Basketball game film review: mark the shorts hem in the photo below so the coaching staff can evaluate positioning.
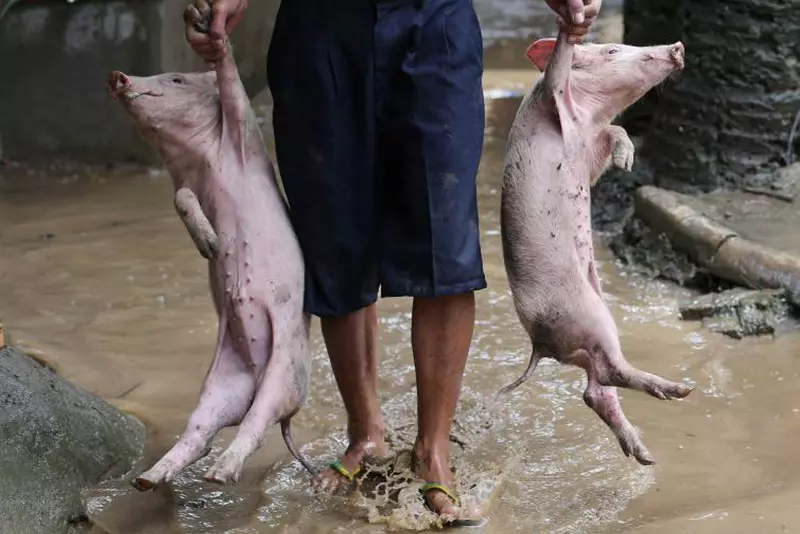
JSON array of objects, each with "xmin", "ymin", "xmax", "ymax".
[
  {"xmin": 380, "ymin": 277, "xmax": 487, "ymax": 299},
  {"xmin": 305, "ymin": 294, "xmax": 379, "ymax": 319}
]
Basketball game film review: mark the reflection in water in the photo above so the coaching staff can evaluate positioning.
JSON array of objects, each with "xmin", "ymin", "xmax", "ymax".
[{"xmin": 2, "ymin": 1, "xmax": 800, "ymax": 533}]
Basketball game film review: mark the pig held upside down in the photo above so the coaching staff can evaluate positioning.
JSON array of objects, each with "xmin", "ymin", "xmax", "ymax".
[
  {"xmin": 500, "ymin": 28, "xmax": 693, "ymax": 465},
  {"xmin": 109, "ymin": 2, "xmax": 316, "ymax": 488}
]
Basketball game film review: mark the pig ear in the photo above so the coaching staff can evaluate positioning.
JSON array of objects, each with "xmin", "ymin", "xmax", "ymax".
[{"xmin": 526, "ymin": 38, "xmax": 557, "ymax": 71}]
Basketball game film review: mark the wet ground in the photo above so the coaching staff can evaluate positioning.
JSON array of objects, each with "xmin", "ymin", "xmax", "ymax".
[{"xmin": 2, "ymin": 2, "xmax": 800, "ymax": 533}]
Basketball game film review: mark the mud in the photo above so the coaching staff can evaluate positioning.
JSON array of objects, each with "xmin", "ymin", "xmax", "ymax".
[{"xmin": 608, "ymin": 216, "xmax": 716, "ymax": 290}]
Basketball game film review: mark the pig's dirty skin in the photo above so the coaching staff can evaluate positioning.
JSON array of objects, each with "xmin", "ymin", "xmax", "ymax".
[
  {"xmin": 499, "ymin": 30, "xmax": 692, "ymax": 465},
  {"xmin": 108, "ymin": 8, "xmax": 317, "ymax": 489}
]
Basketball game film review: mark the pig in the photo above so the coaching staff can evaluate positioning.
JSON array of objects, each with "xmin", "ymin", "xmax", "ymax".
[
  {"xmin": 498, "ymin": 28, "xmax": 693, "ymax": 465},
  {"xmin": 108, "ymin": 2, "xmax": 318, "ymax": 488}
]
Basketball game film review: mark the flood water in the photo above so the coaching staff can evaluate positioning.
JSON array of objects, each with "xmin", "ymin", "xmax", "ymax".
[{"xmin": 2, "ymin": 2, "xmax": 800, "ymax": 533}]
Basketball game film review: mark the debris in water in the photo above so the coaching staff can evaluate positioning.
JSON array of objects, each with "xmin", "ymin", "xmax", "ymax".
[{"xmin": 679, "ymin": 287, "xmax": 797, "ymax": 339}]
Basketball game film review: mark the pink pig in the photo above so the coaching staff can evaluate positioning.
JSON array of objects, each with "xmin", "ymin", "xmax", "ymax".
[
  {"xmin": 499, "ymin": 29, "xmax": 692, "ymax": 464},
  {"xmin": 108, "ymin": 5, "xmax": 316, "ymax": 488}
]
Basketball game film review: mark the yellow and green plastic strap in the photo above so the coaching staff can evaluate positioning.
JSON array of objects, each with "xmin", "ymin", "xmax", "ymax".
[
  {"xmin": 420, "ymin": 482, "xmax": 460, "ymax": 507},
  {"xmin": 328, "ymin": 460, "xmax": 361, "ymax": 482}
]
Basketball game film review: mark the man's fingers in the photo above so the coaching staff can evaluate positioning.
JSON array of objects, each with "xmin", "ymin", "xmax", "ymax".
[
  {"xmin": 186, "ymin": 24, "xmax": 212, "ymax": 46},
  {"xmin": 183, "ymin": 4, "xmax": 200, "ymax": 25},
  {"xmin": 225, "ymin": 8, "xmax": 245, "ymax": 35},
  {"xmin": 583, "ymin": 2, "xmax": 600, "ymax": 22},
  {"xmin": 195, "ymin": 0, "xmax": 212, "ymax": 19},
  {"xmin": 209, "ymin": 1, "xmax": 229, "ymax": 45},
  {"xmin": 567, "ymin": 0, "xmax": 584, "ymax": 25},
  {"xmin": 193, "ymin": 43, "xmax": 219, "ymax": 55}
]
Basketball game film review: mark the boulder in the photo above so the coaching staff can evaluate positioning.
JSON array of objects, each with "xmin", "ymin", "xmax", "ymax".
[{"xmin": 0, "ymin": 344, "xmax": 145, "ymax": 534}]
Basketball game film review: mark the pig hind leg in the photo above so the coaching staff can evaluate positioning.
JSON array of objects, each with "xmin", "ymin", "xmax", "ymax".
[
  {"xmin": 583, "ymin": 377, "xmax": 654, "ymax": 465},
  {"xmin": 133, "ymin": 325, "xmax": 258, "ymax": 491},
  {"xmin": 204, "ymin": 315, "xmax": 309, "ymax": 484},
  {"xmin": 595, "ymin": 352, "xmax": 693, "ymax": 401},
  {"xmin": 569, "ymin": 306, "xmax": 693, "ymax": 401}
]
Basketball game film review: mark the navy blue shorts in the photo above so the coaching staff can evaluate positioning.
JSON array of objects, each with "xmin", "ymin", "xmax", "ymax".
[{"xmin": 267, "ymin": 0, "xmax": 487, "ymax": 317}]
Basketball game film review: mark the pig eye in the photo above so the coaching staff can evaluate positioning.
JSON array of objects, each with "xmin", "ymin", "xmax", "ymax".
[
  {"xmin": 607, "ymin": 47, "xmax": 619, "ymax": 55},
  {"xmin": 171, "ymin": 76, "xmax": 185, "ymax": 84}
]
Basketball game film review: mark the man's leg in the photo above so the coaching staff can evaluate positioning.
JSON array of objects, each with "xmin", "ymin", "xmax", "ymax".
[
  {"xmin": 411, "ymin": 293, "xmax": 476, "ymax": 515},
  {"xmin": 316, "ymin": 304, "xmax": 389, "ymax": 491},
  {"xmin": 375, "ymin": 0, "xmax": 486, "ymax": 516},
  {"xmin": 266, "ymin": 0, "xmax": 384, "ymax": 490}
]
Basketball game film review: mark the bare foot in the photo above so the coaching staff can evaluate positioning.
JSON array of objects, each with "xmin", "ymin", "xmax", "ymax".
[
  {"xmin": 316, "ymin": 436, "xmax": 389, "ymax": 493},
  {"xmin": 412, "ymin": 442, "xmax": 460, "ymax": 517}
]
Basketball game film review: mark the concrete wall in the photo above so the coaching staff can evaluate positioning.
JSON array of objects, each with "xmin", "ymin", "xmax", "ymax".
[{"xmin": 0, "ymin": 0, "xmax": 279, "ymax": 164}]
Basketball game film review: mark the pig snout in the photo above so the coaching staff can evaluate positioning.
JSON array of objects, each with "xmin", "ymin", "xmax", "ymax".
[
  {"xmin": 108, "ymin": 71, "xmax": 131, "ymax": 99},
  {"xmin": 670, "ymin": 42, "xmax": 685, "ymax": 70}
]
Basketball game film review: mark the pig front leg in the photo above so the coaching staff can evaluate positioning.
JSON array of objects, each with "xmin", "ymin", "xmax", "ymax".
[
  {"xmin": 185, "ymin": 0, "xmax": 251, "ymax": 128},
  {"xmin": 592, "ymin": 126, "xmax": 635, "ymax": 185},
  {"xmin": 174, "ymin": 187, "xmax": 219, "ymax": 260},
  {"xmin": 607, "ymin": 125, "xmax": 635, "ymax": 172}
]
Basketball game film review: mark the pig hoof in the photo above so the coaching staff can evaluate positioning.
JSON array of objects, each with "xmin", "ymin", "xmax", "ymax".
[
  {"xmin": 612, "ymin": 146, "xmax": 635, "ymax": 172},
  {"xmin": 648, "ymin": 381, "xmax": 694, "ymax": 401},
  {"xmin": 203, "ymin": 467, "xmax": 240, "ymax": 485},
  {"xmin": 630, "ymin": 446, "xmax": 655, "ymax": 466},
  {"xmin": 615, "ymin": 427, "xmax": 655, "ymax": 466},
  {"xmin": 199, "ymin": 236, "xmax": 219, "ymax": 260},
  {"xmin": 620, "ymin": 437, "xmax": 655, "ymax": 465},
  {"xmin": 132, "ymin": 474, "xmax": 161, "ymax": 492},
  {"xmin": 203, "ymin": 455, "xmax": 243, "ymax": 485},
  {"xmin": 131, "ymin": 476, "xmax": 156, "ymax": 491}
]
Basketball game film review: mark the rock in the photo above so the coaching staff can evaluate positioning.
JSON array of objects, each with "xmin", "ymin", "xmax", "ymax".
[
  {"xmin": 678, "ymin": 288, "xmax": 794, "ymax": 339},
  {"xmin": 0, "ymin": 345, "xmax": 145, "ymax": 534}
]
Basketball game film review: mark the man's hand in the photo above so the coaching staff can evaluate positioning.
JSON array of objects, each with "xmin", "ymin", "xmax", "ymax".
[
  {"xmin": 184, "ymin": 0, "xmax": 248, "ymax": 65},
  {"xmin": 544, "ymin": 0, "xmax": 602, "ymax": 44}
]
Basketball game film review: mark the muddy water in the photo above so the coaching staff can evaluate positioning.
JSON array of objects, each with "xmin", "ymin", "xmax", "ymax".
[{"xmin": 2, "ymin": 2, "xmax": 800, "ymax": 533}]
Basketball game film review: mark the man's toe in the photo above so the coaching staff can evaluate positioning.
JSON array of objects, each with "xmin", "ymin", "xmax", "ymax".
[{"xmin": 425, "ymin": 489, "xmax": 459, "ymax": 516}]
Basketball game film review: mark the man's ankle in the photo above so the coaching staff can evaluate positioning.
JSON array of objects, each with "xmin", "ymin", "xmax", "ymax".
[{"xmin": 347, "ymin": 421, "xmax": 387, "ymax": 446}]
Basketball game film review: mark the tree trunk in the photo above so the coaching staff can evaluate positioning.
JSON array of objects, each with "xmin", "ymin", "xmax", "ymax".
[
  {"xmin": 619, "ymin": 0, "xmax": 685, "ymax": 136},
  {"xmin": 637, "ymin": 0, "xmax": 800, "ymax": 191}
]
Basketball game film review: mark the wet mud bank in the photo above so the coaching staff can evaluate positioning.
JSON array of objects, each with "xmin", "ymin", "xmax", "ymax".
[{"xmin": 608, "ymin": 185, "xmax": 800, "ymax": 339}]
